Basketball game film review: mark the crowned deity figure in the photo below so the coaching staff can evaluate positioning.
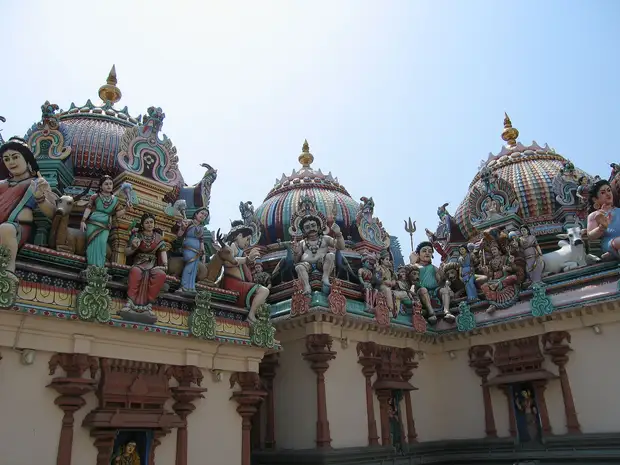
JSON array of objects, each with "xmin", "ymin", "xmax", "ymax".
[
  {"xmin": 122, "ymin": 213, "xmax": 168, "ymax": 323},
  {"xmin": 111, "ymin": 440, "xmax": 141, "ymax": 465},
  {"xmin": 358, "ymin": 252, "xmax": 378, "ymax": 311},
  {"xmin": 80, "ymin": 175, "xmax": 129, "ymax": 267},
  {"xmin": 221, "ymin": 220, "xmax": 270, "ymax": 324},
  {"xmin": 408, "ymin": 241, "xmax": 455, "ymax": 324},
  {"xmin": 175, "ymin": 207, "xmax": 209, "ymax": 293},
  {"xmin": 0, "ymin": 137, "xmax": 58, "ymax": 272},
  {"xmin": 587, "ymin": 179, "xmax": 620, "ymax": 261},
  {"xmin": 290, "ymin": 197, "xmax": 346, "ymax": 295},
  {"xmin": 375, "ymin": 249, "xmax": 398, "ymax": 317}
]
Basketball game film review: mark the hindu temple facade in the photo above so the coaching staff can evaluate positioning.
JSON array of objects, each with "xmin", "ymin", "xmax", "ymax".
[{"xmin": 0, "ymin": 68, "xmax": 619, "ymax": 465}]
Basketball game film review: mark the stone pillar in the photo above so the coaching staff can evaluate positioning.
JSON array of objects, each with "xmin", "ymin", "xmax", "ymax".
[
  {"xmin": 468, "ymin": 345, "xmax": 497, "ymax": 438},
  {"xmin": 543, "ymin": 331, "xmax": 581, "ymax": 434},
  {"xmin": 302, "ymin": 334, "xmax": 336, "ymax": 449},
  {"xmin": 91, "ymin": 430, "xmax": 117, "ymax": 465},
  {"xmin": 166, "ymin": 366, "xmax": 208, "ymax": 465},
  {"xmin": 259, "ymin": 353, "xmax": 279, "ymax": 449},
  {"xmin": 356, "ymin": 342, "xmax": 380, "ymax": 446},
  {"xmin": 47, "ymin": 353, "xmax": 98, "ymax": 465},
  {"xmin": 230, "ymin": 372, "xmax": 267, "ymax": 465},
  {"xmin": 532, "ymin": 380, "xmax": 553, "ymax": 436},
  {"xmin": 376, "ymin": 389, "xmax": 392, "ymax": 446},
  {"xmin": 500, "ymin": 385, "xmax": 517, "ymax": 438},
  {"xmin": 401, "ymin": 348, "xmax": 419, "ymax": 444}
]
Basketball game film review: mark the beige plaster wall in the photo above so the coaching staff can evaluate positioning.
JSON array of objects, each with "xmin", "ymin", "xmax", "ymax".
[{"xmin": 273, "ymin": 337, "xmax": 317, "ymax": 449}]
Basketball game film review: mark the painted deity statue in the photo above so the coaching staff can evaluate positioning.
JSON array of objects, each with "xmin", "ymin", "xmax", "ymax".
[
  {"xmin": 517, "ymin": 225, "xmax": 544, "ymax": 284},
  {"xmin": 221, "ymin": 220, "xmax": 270, "ymax": 324},
  {"xmin": 457, "ymin": 244, "xmax": 479, "ymax": 301},
  {"xmin": 442, "ymin": 262, "xmax": 465, "ymax": 299},
  {"xmin": 375, "ymin": 249, "xmax": 398, "ymax": 317},
  {"xmin": 358, "ymin": 252, "xmax": 378, "ymax": 311},
  {"xmin": 392, "ymin": 264, "xmax": 419, "ymax": 314},
  {"xmin": 111, "ymin": 440, "xmax": 141, "ymax": 465},
  {"xmin": 252, "ymin": 262, "xmax": 272, "ymax": 289},
  {"xmin": 292, "ymin": 211, "xmax": 346, "ymax": 295},
  {"xmin": 122, "ymin": 213, "xmax": 168, "ymax": 323},
  {"xmin": 0, "ymin": 137, "xmax": 58, "ymax": 272},
  {"xmin": 480, "ymin": 240, "xmax": 520, "ymax": 313},
  {"xmin": 587, "ymin": 180, "xmax": 620, "ymax": 261},
  {"xmin": 80, "ymin": 175, "xmax": 128, "ymax": 267},
  {"xmin": 175, "ymin": 208, "xmax": 209, "ymax": 293},
  {"xmin": 408, "ymin": 241, "xmax": 455, "ymax": 324}
]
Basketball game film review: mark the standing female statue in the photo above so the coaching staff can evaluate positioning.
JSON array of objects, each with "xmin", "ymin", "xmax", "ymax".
[
  {"xmin": 175, "ymin": 207, "xmax": 209, "ymax": 293},
  {"xmin": 80, "ymin": 175, "xmax": 127, "ymax": 267},
  {"xmin": 517, "ymin": 225, "xmax": 544, "ymax": 284},
  {"xmin": 122, "ymin": 213, "xmax": 168, "ymax": 323},
  {"xmin": 0, "ymin": 137, "xmax": 57, "ymax": 272},
  {"xmin": 587, "ymin": 179, "xmax": 620, "ymax": 260}
]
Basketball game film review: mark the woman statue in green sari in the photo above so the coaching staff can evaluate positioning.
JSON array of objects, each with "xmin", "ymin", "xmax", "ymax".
[{"xmin": 80, "ymin": 175, "xmax": 128, "ymax": 267}]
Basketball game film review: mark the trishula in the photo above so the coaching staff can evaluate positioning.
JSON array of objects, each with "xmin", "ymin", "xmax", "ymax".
[
  {"xmin": 403, "ymin": 217, "xmax": 417, "ymax": 252},
  {"xmin": 0, "ymin": 116, "xmax": 5, "ymax": 144}
]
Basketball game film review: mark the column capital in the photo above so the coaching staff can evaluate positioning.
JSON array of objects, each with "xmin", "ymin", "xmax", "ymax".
[
  {"xmin": 542, "ymin": 331, "xmax": 572, "ymax": 367},
  {"xmin": 303, "ymin": 334, "xmax": 336, "ymax": 374},
  {"xmin": 230, "ymin": 372, "xmax": 267, "ymax": 418},
  {"xmin": 468, "ymin": 345, "xmax": 494, "ymax": 380}
]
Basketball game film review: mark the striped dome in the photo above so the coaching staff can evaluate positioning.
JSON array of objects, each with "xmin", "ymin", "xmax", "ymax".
[
  {"xmin": 254, "ymin": 142, "xmax": 360, "ymax": 244},
  {"xmin": 454, "ymin": 141, "xmax": 591, "ymax": 239}
]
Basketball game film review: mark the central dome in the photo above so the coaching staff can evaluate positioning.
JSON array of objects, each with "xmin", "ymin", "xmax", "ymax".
[{"xmin": 255, "ymin": 141, "xmax": 360, "ymax": 244}]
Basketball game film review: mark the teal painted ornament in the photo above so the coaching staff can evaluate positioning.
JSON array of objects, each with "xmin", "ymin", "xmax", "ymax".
[
  {"xmin": 456, "ymin": 301, "xmax": 476, "ymax": 332},
  {"xmin": 0, "ymin": 245, "xmax": 19, "ymax": 309},
  {"xmin": 530, "ymin": 283, "xmax": 554, "ymax": 317},
  {"xmin": 76, "ymin": 265, "xmax": 112, "ymax": 323},
  {"xmin": 250, "ymin": 303, "xmax": 276, "ymax": 349},
  {"xmin": 189, "ymin": 290, "xmax": 217, "ymax": 340}
]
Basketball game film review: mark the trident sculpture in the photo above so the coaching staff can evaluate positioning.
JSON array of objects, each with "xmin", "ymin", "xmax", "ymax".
[
  {"xmin": 403, "ymin": 217, "xmax": 417, "ymax": 252},
  {"xmin": 0, "ymin": 116, "xmax": 5, "ymax": 144}
]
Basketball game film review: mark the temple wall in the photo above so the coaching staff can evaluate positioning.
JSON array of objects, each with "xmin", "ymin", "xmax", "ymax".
[
  {"xmin": 0, "ymin": 311, "xmax": 267, "ymax": 464},
  {"xmin": 274, "ymin": 336, "xmax": 317, "ymax": 449}
]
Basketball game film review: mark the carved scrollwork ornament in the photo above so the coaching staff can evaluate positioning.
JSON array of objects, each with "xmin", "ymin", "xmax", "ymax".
[
  {"xmin": 189, "ymin": 290, "xmax": 217, "ymax": 340},
  {"xmin": 76, "ymin": 265, "xmax": 112, "ymax": 323}
]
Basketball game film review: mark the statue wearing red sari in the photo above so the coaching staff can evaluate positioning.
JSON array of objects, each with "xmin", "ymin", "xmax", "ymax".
[
  {"xmin": 121, "ymin": 213, "xmax": 168, "ymax": 324},
  {"xmin": 0, "ymin": 137, "xmax": 57, "ymax": 272}
]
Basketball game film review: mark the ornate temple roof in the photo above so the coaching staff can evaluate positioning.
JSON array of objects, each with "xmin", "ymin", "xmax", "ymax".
[
  {"xmin": 255, "ymin": 141, "xmax": 361, "ymax": 244},
  {"xmin": 453, "ymin": 114, "xmax": 591, "ymax": 239}
]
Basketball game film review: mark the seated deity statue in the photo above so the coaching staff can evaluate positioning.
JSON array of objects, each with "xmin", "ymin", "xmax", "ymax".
[
  {"xmin": 408, "ymin": 241, "xmax": 455, "ymax": 324},
  {"xmin": 392, "ymin": 264, "xmax": 420, "ymax": 314},
  {"xmin": 122, "ymin": 213, "xmax": 168, "ymax": 324},
  {"xmin": 480, "ymin": 241, "xmax": 521, "ymax": 313},
  {"xmin": 292, "ymin": 213, "xmax": 345, "ymax": 295},
  {"xmin": 587, "ymin": 179, "xmax": 620, "ymax": 261},
  {"xmin": 221, "ymin": 220, "xmax": 270, "ymax": 324},
  {"xmin": 0, "ymin": 137, "xmax": 58, "ymax": 272}
]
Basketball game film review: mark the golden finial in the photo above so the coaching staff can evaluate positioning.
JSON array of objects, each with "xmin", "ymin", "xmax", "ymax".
[
  {"xmin": 98, "ymin": 65, "xmax": 122, "ymax": 104},
  {"xmin": 501, "ymin": 112, "xmax": 519, "ymax": 147},
  {"xmin": 298, "ymin": 139, "xmax": 314, "ymax": 168}
]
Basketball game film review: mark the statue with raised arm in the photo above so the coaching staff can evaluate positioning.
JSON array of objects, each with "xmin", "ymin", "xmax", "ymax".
[
  {"xmin": 408, "ymin": 241, "xmax": 455, "ymax": 324},
  {"xmin": 289, "ymin": 196, "xmax": 345, "ymax": 295}
]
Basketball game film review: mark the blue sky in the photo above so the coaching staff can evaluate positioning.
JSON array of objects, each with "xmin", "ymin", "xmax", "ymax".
[{"xmin": 1, "ymin": 1, "xmax": 618, "ymax": 255}]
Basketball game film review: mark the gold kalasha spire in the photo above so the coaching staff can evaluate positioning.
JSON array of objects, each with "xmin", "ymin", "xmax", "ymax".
[
  {"xmin": 98, "ymin": 65, "xmax": 122, "ymax": 104},
  {"xmin": 501, "ymin": 112, "xmax": 519, "ymax": 147},
  {"xmin": 298, "ymin": 139, "xmax": 314, "ymax": 168}
]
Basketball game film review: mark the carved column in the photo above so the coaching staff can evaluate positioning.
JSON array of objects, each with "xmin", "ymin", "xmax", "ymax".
[
  {"xmin": 376, "ymin": 389, "xmax": 392, "ymax": 446},
  {"xmin": 356, "ymin": 342, "xmax": 380, "ymax": 446},
  {"xmin": 302, "ymin": 334, "xmax": 336, "ymax": 449},
  {"xmin": 166, "ymin": 366, "xmax": 208, "ymax": 465},
  {"xmin": 91, "ymin": 430, "xmax": 117, "ymax": 465},
  {"xmin": 500, "ymin": 386, "xmax": 517, "ymax": 438},
  {"xmin": 47, "ymin": 353, "xmax": 98, "ymax": 465},
  {"xmin": 259, "ymin": 353, "xmax": 279, "ymax": 449},
  {"xmin": 531, "ymin": 380, "xmax": 553, "ymax": 436},
  {"xmin": 230, "ymin": 372, "xmax": 267, "ymax": 465},
  {"xmin": 468, "ymin": 345, "xmax": 497, "ymax": 438},
  {"xmin": 543, "ymin": 331, "xmax": 581, "ymax": 434},
  {"xmin": 401, "ymin": 348, "xmax": 419, "ymax": 444}
]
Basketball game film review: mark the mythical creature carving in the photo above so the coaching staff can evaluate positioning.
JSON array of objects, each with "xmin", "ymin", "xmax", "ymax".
[
  {"xmin": 356, "ymin": 196, "xmax": 390, "ymax": 248},
  {"xmin": 551, "ymin": 160, "xmax": 585, "ymax": 206},
  {"xmin": 25, "ymin": 101, "xmax": 71, "ymax": 160},
  {"xmin": 469, "ymin": 166, "xmax": 519, "ymax": 225},
  {"xmin": 117, "ymin": 106, "xmax": 181, "ymax": 186}
]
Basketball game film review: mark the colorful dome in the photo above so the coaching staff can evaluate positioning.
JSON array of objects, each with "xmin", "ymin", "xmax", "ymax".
[
  {"xmin": 453, "ymin": 115, "xmax": 592, "ymax": 239},
  {"xmin": 255, "ymin": 141, "xmax": 360, "ymax": 244}
]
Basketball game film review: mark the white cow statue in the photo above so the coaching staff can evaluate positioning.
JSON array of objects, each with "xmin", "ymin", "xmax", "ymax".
[{"xmin": 542, "ymin": 226, "xmax": 600, "ymax": 276}]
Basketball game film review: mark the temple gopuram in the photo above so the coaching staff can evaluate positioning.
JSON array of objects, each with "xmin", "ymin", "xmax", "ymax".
[{"xmin": 1, "ymin": 68, "xmax": 619, "ymax": 465}]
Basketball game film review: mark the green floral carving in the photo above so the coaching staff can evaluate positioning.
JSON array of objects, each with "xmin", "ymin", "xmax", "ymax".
[
  {"xmin": 530, "ymin": 282, "xmax": 554, "ymax": 317},
  {"xmin": 189, "ymin": 290, "xmax": 216, "ymax": 340},
  {"xmin": 76, "ymin": 266, "xmax": 112, "ymax": 323},
  {"xmin": 250, "ymin": 303, "xmax": 276, "ymax": 349},
  {"xmin": 456, "ymin": 301, "xmax": 476, "ymax": 332},
  {"xmin": 0, "ymin": 245, "xmax": 19, "ymax": 308}
]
